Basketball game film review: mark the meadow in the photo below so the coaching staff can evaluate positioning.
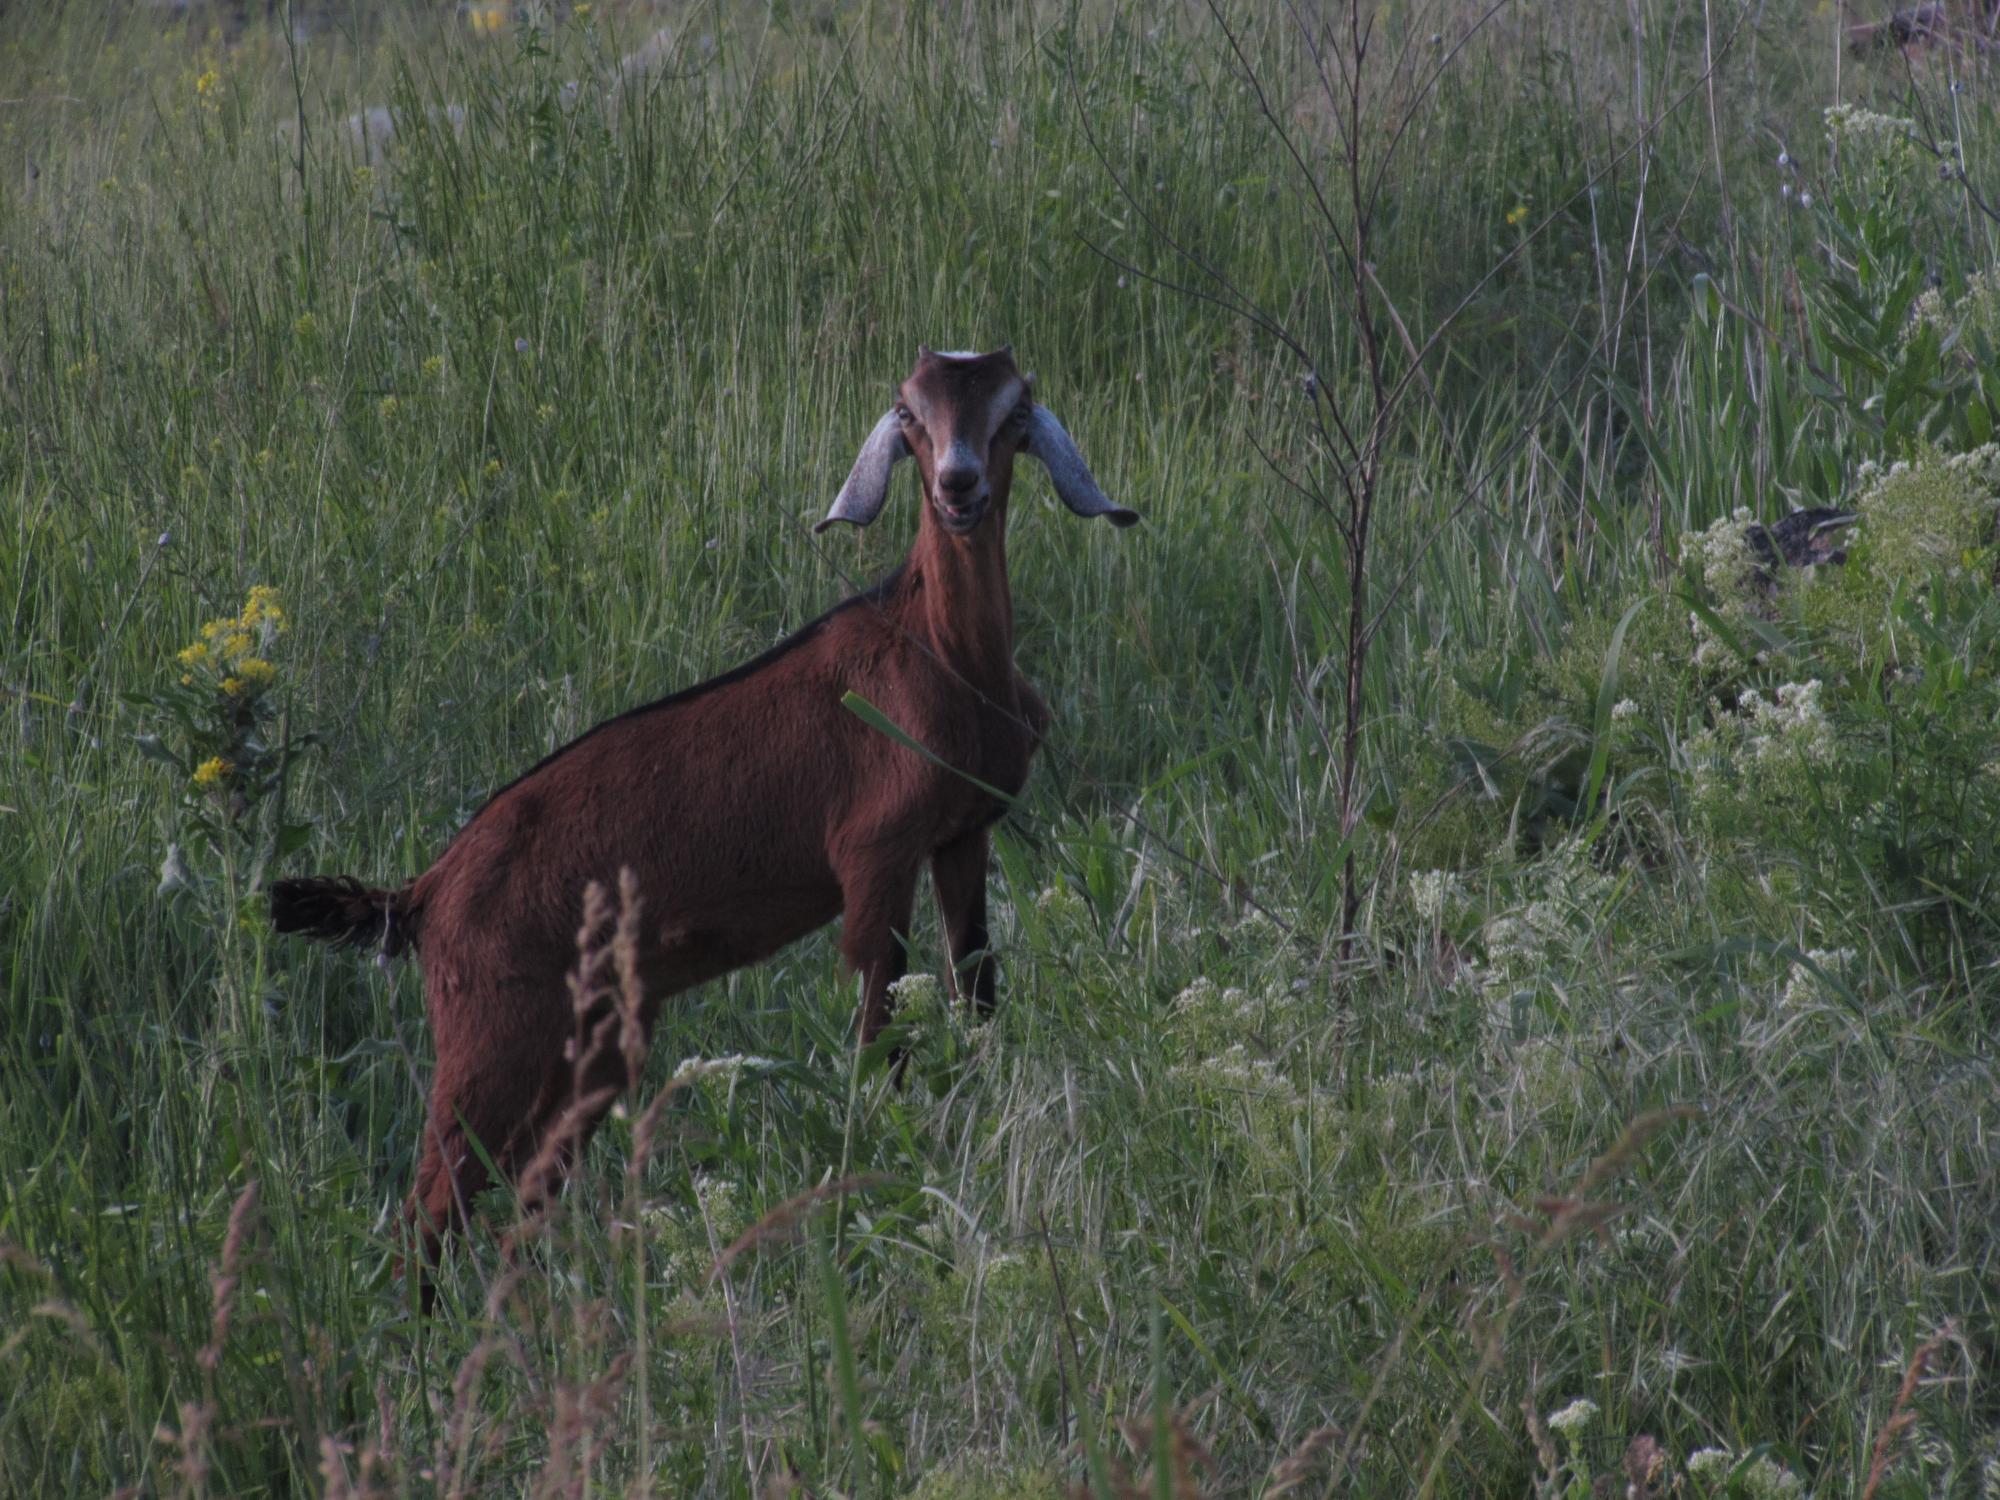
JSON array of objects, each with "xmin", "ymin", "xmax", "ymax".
[{"xmin": 1, "ymin": 1, "xmax": 1996, "ymax": 1495}]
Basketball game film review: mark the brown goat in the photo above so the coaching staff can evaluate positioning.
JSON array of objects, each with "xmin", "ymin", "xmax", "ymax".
[{"xmin": 272, "ymin": 346, "xmax": 1136, "ymax": 1268}]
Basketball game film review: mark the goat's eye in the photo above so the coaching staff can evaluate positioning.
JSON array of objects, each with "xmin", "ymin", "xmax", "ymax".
[
  {"xmin": 1011, "ymin": 403, "xmax": 1032, "ymax": 425},
  {"xmin": 894, "ymin": 404, "xmax": 914, "ymax": 424}
]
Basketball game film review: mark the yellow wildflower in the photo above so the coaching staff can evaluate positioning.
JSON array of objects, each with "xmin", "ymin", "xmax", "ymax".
[
  {"xmin": 241, "ymin": 585, "xmax": 287, "ymax": 632},
  {"xmin": 536, "ymin": 403, "xmax": 556, "ymax": 425},
  {"xmin": 254, "ymin": 449, "xmax": 273, "ymax": 469},
  {"xmin": 379, "ymin": 394, "xmax": 400, "ymax": 422},
  {"xmin": 220, "ymin": 631, "xmax": 253, "ymax": 661},
  {"xmin": 422, "ymin": 355, "xmax": 445, "ymax": 379},
  {"xmin": 1506, "ymin": 203, "xmax": 1529, "ymax": 227},
  {"xmin": 192, "ymin": 756, "xmax": 231, "ymax": 789},
  {"xmin": 483, "ymin": 458, "xmax": 503, "ymax": 480},
  {"xmin": 575, "ymin": 2, "xmax": 592, "ymax": 17},
  {"xmin": 224, "ymin": 658, "xmax": 277, "ymax": 696},
  {"xmin": 177, "ymin": 641, "xmax": 210, "ymax": 668},
  {"xmin": 195, "ymin": 68, "xmax": 220, "ymax": 97}
]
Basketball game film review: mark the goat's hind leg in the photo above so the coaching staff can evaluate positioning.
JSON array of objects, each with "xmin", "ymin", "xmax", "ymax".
[{"xmin": 401, "ymin": 1056, "xmax": 543, "ymax": 1300}]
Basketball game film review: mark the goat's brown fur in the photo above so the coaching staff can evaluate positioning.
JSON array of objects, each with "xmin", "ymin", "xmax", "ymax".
[{"xmin": 272, "ymin": 348, "xmax": 1129, "ymax": 1282}]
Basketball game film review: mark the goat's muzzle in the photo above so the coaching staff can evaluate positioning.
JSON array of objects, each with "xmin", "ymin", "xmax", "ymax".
[{"xmin": 932, "ymin": 463, "xmax": 990, "ymax": 533}]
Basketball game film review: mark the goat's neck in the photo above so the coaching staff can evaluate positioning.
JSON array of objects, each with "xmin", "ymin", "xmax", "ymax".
[{"xmin": 901, "ymin": 509, "xmax": 1017, "ymax": 694}]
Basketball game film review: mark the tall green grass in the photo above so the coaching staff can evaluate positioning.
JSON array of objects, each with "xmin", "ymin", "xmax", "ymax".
[{"xmin": 2, "ymin": 3, "xmax": 1995, "ymax": 1496}]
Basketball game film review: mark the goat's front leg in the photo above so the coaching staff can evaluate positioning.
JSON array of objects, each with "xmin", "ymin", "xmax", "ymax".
[
  {"xmin": 836, "ymin": 863, "xmax": 918, "ymax": 1044},
  {"xmin": 932, "ymin": 828, "xmax": 997, "ymax": 1017}
]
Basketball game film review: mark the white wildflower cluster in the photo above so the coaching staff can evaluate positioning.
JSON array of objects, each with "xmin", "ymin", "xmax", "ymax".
[
  {"xmin": 1825, "ymin": 102, "xmax": 1919, "ymax": 169},
  {"xmin": 1608, "ymin": 696, "xmax": 1649, "ymax": 754},
  {"xmin": 1737, "ymin": 681, "xmax": 1835, "ymax": 765},
  {"xmin": 1683, "ymin": 1448, "xmax": 1804, "ymax": 1498},
  {"xmin": 1686, "ymin": 1449, "xmax": 1733, "ymax": 1484},
  {"xmin": 1479, "ymin": 837, "xmax": 1611, "ymax": 1011},
  {"xmin": 1172, "ymin": 1030, "xmax": 1342, "ymax": 1176},
  {"xmin": 1546, "ymin": 1396, "xmax": 1597, "ymax": 1442},
  {"xmin": 1174, "ymin": 1042, "xmax": 1296, "ymax": 1099},
  {"xmin": 1851, "ymin": 447, "xmax": 2000, "ymax": 584},
  {"xmin": 1683, "ymin": 680, "xmax": 1842, "ymax": 825},
  {"xmin": 1681, "ymin": 507, "xmax": 1760, "ymax": 598},
  {"xmin": 1942, "ymin": 442, "xmax": 2000, "ymax": 478},
  {"xmin": 1680, "ymin": 508, "xmax": 1762, "ymax": 665},
  {"xmin": 888, "ymin": 971, "xmax": 944, "ymax": 1023},
  {"xmin": 668, "ymin": 1052, "xmax": 776, "ymax": 1109},
  {"xmin": 1169, "ymin": 973, "xmax": 1313, "ymax": 1054},
  {"xmin": 670, "ymin": 1051, "xmax": 775, "ymax": 1085},
  {"xmin": 1781, "ymin": 946, "xmax": 1856, "ymax": 1008},
  {"xmin": 637, "ymin": 1174, "xmax": 751, "ymax": 1298},
  {"xmin": 1742, "ymin": 1456, "xmax": 1805, "ymax": 1498},
  {"xmin": 1409, "ymin": 868, "xmax": 1465, "ymax": 924},
  {"xmin": 1170, "ymin": 974, "xmax": 1254, "ymax": 1045},
  {"xmin": 1909, "ymin": 265, "xmax": 2000, "ymax": 348}
]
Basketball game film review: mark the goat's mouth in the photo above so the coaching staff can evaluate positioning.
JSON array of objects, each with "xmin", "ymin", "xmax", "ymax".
[{"xmin": 932, "ymin": 492, "xmax": 989, "ymax": 534}]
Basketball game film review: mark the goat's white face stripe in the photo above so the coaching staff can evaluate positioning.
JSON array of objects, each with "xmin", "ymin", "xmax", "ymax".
[
  {"xmin": 905, "ymin": 374, "xmax": 1028, "ymax": 474},
  {"xmin": 941, "ymin": 439, "xmax": 985, "ymax": 479}
]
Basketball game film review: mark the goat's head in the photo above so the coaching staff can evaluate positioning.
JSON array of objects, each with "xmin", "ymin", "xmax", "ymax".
[{"xmin": 816, "ymin": 347, "xmax": 1139, "ymax": 536}]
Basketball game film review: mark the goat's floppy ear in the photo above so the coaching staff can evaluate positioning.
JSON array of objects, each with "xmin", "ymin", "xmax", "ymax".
[
  {"xmin": 1024, "ymin": 406, "xmax": 1139, "ymax": 526},
  {"xmin": 815, "ymin": 409, "xmax": 910, "ymax": 532}
]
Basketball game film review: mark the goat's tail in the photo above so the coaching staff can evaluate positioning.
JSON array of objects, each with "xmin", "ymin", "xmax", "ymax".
[{"xmin": 270, "ymin": 876, "xmax": 414, "ymax": 955}]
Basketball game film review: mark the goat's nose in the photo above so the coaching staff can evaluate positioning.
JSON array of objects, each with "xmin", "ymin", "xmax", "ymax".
[{"xmin": 938, "ymin": 464, "xmax": 981, "ymax": 496}]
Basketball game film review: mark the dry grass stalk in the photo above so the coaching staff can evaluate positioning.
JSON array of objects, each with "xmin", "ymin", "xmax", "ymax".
[
  {"xmin": 157, "ymin": 1398, "xmax": 214, "ymax": 1500},
  {"xmin": 1622, "ymin": 1435, "xmax": 1669, "ymax": 1499},
  {"xmin": 198, "ymin": 1178, "xmax": 260, "ymax": 1374},
  {"xmin": 436, "ymin": 1266, "xmax": 526, "ymax": 1500},
  {"xmin": 511, "ymin": 869, "xmax": 649, "ymax": 1246},
  {"xmin": 1860, "ymin": 1327, "xmax": 1949, "ymax": 1500},
  {"xmin": 533, "ymin": 1350, "xmax": 635, "ymax": 1500},
  {"xmin": 1264, "ymin": 1424, "xmax": 1341, "ymax": 1495},
  {"xmin": 1521, "ymin": 1398, "xmax": 1561, "ymax": 1493},
  {"xmin": 1071, "ymin": 1404, "xmax": 1216, "ymax": 1500}
]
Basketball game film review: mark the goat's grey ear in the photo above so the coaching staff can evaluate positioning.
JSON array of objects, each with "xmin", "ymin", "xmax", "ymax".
[
  {"xmin": 1024, "ymin": 406, "xmax": 1139, "ymax": 526},
  {"xmin": 814, "ymin": 410, "xmax": 909, "ymax": 533}
]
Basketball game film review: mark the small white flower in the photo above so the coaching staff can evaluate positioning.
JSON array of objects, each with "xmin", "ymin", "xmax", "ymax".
[
  {"xmin": 1546, "ymin": 1396, "xmax": 1598, "ymax": 1440},
  {"xmin": 1611, "ymin": 698, "xmax": 1639, "ymax": 722},
  {"xmin": 888, "ymin": 972, "xmax": 943, "ymax": 1019},
  {"xmin": 1742, "ymin": 1455, "xmax": 1804, "ymax": 1498},
  {"xmin": 1687, "ymin": 1448, "xmax": 1734, "ymax": 1484},
  {"xmin": 1409, "ymin": 868, "xmax": 1462, "ymax": 923},
  {"xmin": 670, "ymin": 1053, "xmax": 773, "ymax": 1087}
]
